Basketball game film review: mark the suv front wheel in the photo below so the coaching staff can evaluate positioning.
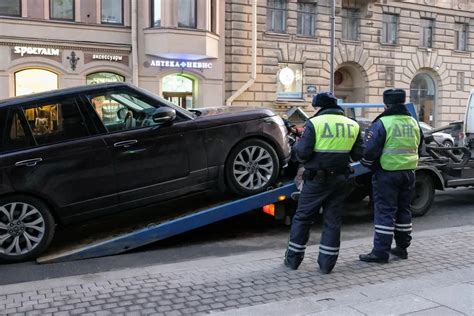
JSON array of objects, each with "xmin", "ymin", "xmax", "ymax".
[
  {"xmin": 0, "ymin": 196, "xmax": 55, "ymax": 263},
  {"xmin": 226, "ymin": 139, "xmax": 280, "ymax": 196}
]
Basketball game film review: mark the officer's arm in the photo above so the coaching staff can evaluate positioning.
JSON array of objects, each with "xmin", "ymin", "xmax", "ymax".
[
  {"xmin": 418, "ymin": 126, "xmax": 425, "ymax": 155},
  {"xmin": 294, "ymin": 122, "xmax": 316, "ymax": 162},
  {"xmin": 360, "ymin": 120, "xmax": 386, "ymax": 169},
  {"xmin": 350, "ymin": 128, "xmax": 365, "ymax": 161}
]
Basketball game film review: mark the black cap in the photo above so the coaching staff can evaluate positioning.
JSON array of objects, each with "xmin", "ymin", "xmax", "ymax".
[
  {"xmin": 312, "ymin": 92, "xmax": 338, "ymax": 108},
  {"xmin": 383, "ymin": 89, "xmax": 406, "ymax": 105}
]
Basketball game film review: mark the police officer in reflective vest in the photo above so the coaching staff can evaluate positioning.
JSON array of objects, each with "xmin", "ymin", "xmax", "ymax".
[
  {"xmin": 360, "ymin": 89, "xmax": 422, "ymax": 263},
  {"xmin": 284, "ymin": 92, "xmax": 364, "ymax": 274}
]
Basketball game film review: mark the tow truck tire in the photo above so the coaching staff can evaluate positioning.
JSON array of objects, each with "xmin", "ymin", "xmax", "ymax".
[
  {"xmin": 0, "ymin": 195, "xmax": 55, "ymax": 263},
  {"xmin": 226, "ymin": 139, "xmax": 280, "ymax": 196},
  {"xmin": 411, "ymin": 173, "xmax": 435, "ymax": 217}
]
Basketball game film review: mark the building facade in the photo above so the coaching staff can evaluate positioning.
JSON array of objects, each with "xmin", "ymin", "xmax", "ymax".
[
  {"xmin": 225, "ymin": 0, "xmax": 474, "ymax": 126},
  {"xmin": 0, "ymin": 0, "xmax": 225, "ymax": 108}
]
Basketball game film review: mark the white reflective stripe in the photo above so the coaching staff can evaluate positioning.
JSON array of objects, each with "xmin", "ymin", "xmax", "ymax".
[
  {"xmin": 288, "ymin": 241, "xmax": 306, "ymax": 249},
  {"xmin": 375, "ymin": 229, "xmax": 394, "ymax": 235},
  {"xmin": 395, "ymin": 228, "xmax": 412, "ymax": 232},
  {"xmin": 361, "ymin": 158, "xmax": 374, "ymax": 165},
  {"xmin": 319, "ymin": 249, "xmax": 339, "ymax": 256},
  {"xmin": 288, "ymin": 246, "xmax": 305, "ymax": 253},
  {"xmin": 395, "ymin": 223, "xmax": 412, "ymax": 227},
  {"xmin": 374, "ymin": 225, "xmax": 395, "ymax": 230},
  {"xmin": 315, "ymin": 149, "xmax": 351, "ymax": 153},
  {"xmin": 319, "ymin": 244, "xmax": 340, "ymax": 251},
  {"xmin": 382, "ymin": 148, "xmax": 417, "ymax": 154}
]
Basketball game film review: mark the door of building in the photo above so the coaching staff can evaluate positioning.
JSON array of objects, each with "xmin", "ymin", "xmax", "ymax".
[{"xmin": 163, "ymin": 92, "xmax": 193, "ymax": 109}]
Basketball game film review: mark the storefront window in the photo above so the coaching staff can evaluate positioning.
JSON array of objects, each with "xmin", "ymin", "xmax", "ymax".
[
  {"xmin": 101, "ymin": 0, "xmax": 123, "ymax": 25},
  {"xmin": 410, "ymin": 73, "xmax": 436, "ymax": 125},
  {"xmin": 178, "ymin": 0, "xmax": 197, "ymax": 28},
  {"xmin": 0, "ymin": 0, "xmax": 21, "ymax": 16},
  {"xmin": 152, "ymin": 0, "xmax": 161, "ymax": 27},
  {"xmin": 86, "ymin": 72, "xmax": 125, "ymax": 85},
  {"xmin": 277, "ymin": 63, "xmax": 303, "ymax": 100},
  {"xmin": 162, "ymin": 74, "xmax": 194, "ymax": 109},
  {"xmin": 15, "ymin": 69, "xmax": 59, "ymax": 96},
  {"xmin": 50, "ymin": 0, "xmax": 74, "ymax": 21}
]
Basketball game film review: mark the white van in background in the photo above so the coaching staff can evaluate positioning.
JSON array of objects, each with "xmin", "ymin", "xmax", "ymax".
[{"xmin": 464, "ymin": 90, "xmax": 474, "ymax": 149}]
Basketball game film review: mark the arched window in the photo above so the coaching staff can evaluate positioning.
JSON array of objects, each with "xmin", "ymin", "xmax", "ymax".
[
  {"xmin": 162, "ymin": 74, "xmax": 194, "ymax": 109},
  {"xmin": 15, "ymin": 69, "xmax": 59, "ymax": 96},
  {"xmin": 86, "ymin": 72, "xmax": 125, "ymax": 85},
  {"xmin": 410, "ymin": 73, "xmax": 436, "ymax": 125}
]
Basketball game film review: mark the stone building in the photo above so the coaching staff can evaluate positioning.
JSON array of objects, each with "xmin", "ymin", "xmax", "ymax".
[
  {"xmin": 0, "ymin": 0, "xmax": 225, "ymax": 108},
  {"xmin": 225, "ymin": 0, "xmax": 474, "ymax": 126}
]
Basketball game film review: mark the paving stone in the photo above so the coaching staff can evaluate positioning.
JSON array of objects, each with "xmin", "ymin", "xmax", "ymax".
[{"xmin": 405, "ymin": 306, "xmax": 465, "ymax": 316}]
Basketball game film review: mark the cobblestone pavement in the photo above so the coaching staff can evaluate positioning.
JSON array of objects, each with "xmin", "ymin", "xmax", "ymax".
[{"xmin": 0, "ymin": 226, "xmax": 473, "ymax": 315}]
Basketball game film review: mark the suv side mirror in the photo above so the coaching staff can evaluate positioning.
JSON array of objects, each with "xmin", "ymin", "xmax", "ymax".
[{"xmin": 152, "ymin": 107, "xmax": 176, "ymax": 124}]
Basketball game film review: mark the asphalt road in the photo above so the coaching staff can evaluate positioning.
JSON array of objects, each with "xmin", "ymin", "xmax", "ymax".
[{"xmin": 0, "ymin": 188, "xmax": 473, "ymax": 286}]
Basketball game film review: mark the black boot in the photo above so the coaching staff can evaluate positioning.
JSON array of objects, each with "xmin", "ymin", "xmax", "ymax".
[
  {"xmin": 284, "ymin": 249, "xmax": 303, "ymax": 270},
  {"xmin": 284, "ymin": 257, "xmax": 301, "ymax": 270},
  {"xmin": 390, "ymin": 247, "xmax": 408, "ymax": 259},
  {"xmin": 359, "ymin": 252, "xmax": 388, "ymax": 263}
]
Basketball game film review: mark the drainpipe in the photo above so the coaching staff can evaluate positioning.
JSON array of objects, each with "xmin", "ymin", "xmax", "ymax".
[
  {"xmin": 226, "ymin": 0, "xmax": 257, "ymax": 106},
  {"xmin": 329, "ymin": 0, "xmax": 336, "ymax": 93},
  {"xmin": 131, "ymin": 0, "xmax": 139, "ymax": 86}
]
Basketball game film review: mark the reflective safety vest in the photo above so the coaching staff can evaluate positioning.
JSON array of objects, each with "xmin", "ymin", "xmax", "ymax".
[
  {"xmin": 310, "ymin": 114, "xmax": 360, "ymax": 154},
  {"xmin": 379, "ymin": 115, "xmax": 421, "ymax": 171}
]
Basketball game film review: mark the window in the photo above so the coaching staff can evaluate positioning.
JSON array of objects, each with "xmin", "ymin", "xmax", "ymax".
[
  {"xmin": 87, "ymin": 91, "xmax": 163, "ymax": 132},
  {"xmin": 382, "ymin": 14, "xmax": 398, "ymax": 44},
  {"xmin": 420, "ymin": 18, "xmax": 434, "ymax": 48},
  {"xmin": 267, "ymin": 0, "xmax": 287, "ymax": 33},
  {"xmin": 22, "ymin": 99, "xmax": 89, "ymax": 146},
  {"xmin": 342, "ymin": 9, "xmax": 360, "ymax": 41},
  {"xmin": 0, "ymin": 0, "xmax": 21, "ymax": 16},
  {"xmin": 15, "ymin": 69, "xmax": 59, "ymax": 97},
  {"xmin": 50, "ymin": 0, "xmax": 74, "ymax": 21},
  {"xmin": 86, "ymin": 72, "xmax": 125, "ymax": 85},
  {"xmin": 178, "ymin": 0, "xmax": 196, "ymax": 28},
  {"xmin": 455, "ymin": 23, "xmax": 468, "ymax": 51},
  {"xmin": 152, "ymin": 0, "xmax": 161, "ymax": 27},
  {"xmin": 0, "ymin": 108, "xmax": 34, "ymax": 154},
  {"xmin": 277, "ymin": 63, "xmax": 303, "ymax": 100},
  {"xmin": 101, "ymin": 0, "xmax": 123, "ymax": 25},
  {"xmin": 297, "ymin": 2, "xmax": 317, "ymax": 37}
]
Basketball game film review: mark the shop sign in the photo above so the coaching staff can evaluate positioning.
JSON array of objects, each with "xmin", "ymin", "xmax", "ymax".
[
  {"xmin": 13, "ymin": 46, "xmax": 60, "ymax": 57},
  {"xmin": 149, "ymin": 59, "xmax": 213, "ymax": 69},
  {"xmin": 92, "ymin": 54, "xmax": 123, "ymax": 62}
]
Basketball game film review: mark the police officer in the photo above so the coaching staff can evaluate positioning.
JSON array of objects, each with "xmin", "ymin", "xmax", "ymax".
[
  {"xmin": 284, "ymin": 92, "xmax": 364, "ymax": 274},
  {"xmin": 359, "ymin": 89, "xmax": 422, "ymax": 263}
]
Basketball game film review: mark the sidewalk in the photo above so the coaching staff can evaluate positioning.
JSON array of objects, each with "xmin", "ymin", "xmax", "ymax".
[{"xmin": 0, "ymin": 225, "xmax": 472, "ymax": 316}]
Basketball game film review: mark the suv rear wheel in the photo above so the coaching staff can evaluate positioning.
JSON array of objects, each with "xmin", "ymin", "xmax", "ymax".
[
  {"xmin": 0, "ymin": 196, "xmax": 55, "ymax": 263},
  {"xmin": 225, "ymin": 139, "xmax": 280, "ymax": 196}
]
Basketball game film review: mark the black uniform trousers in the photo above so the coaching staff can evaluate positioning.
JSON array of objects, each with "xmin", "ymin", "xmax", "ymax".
[
  {"xmin": 285, "ymin": 174, "xmax": 347, "ymax": 272},
  {"xmin": 371, "ymin": 169, "xmax": 415, "ymax": 259}
]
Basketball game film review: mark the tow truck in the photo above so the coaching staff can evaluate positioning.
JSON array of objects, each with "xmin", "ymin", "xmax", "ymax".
[{"xmin": 36, "ymin": 100, "xmax": 474, "ymax": 264}]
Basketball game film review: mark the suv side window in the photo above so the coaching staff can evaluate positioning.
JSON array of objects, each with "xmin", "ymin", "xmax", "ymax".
[
  {"xmin": 0, "ymin": 108, "xmax": 35, "ymax": 154},
  {"xmin": 22, "ymin": 97, "xmax": 90, "ymax": 146},
  {"xmin": 87, "ymin": 90, "xmax": 165, "ymax": 132}
]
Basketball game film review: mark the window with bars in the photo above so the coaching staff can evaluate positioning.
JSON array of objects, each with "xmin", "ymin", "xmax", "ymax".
[
  {"xmin": 0, "ymin": 0, "xmax": 21, "ymax": 16},
  {"xmin": 455, "ymin": 23, "xmax": 468, "ymax": 51},
  {"xmin": 342, "ymin": 9, "xmax": 361, "ymax": 41},
  {"xmin": 420, "ymin": 18, "xmax": 434, "ymax": 48},
  {"xmin": 297, "ymin": 2, "xmax": 317, "ymax": 37},
  {"xmin": 267, "ymin": 0, "xmax": 287, "ymax": 33},
  {"xmin": 382, "ymin": 14, "xmax": 398, "ymax": 44}
]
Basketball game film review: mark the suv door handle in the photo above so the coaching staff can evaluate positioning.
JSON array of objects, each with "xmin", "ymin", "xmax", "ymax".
[
  {"xmin": 113, "ymin": 140, "xmax": 138, "ymax": 148},
  {"xmin": 15, "ymin": 158, "xmax": 43, "ymax": 167}
]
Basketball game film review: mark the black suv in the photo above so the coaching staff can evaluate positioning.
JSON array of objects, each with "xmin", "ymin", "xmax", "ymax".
[{"xmin": 0, "ymin": 83, "xmax": 290, "ymax": 262}]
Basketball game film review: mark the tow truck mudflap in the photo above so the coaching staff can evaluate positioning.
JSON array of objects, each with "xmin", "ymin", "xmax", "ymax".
[{"xmin": 37, "ymin": 162, "xmax": 369, "ymax": 264}]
